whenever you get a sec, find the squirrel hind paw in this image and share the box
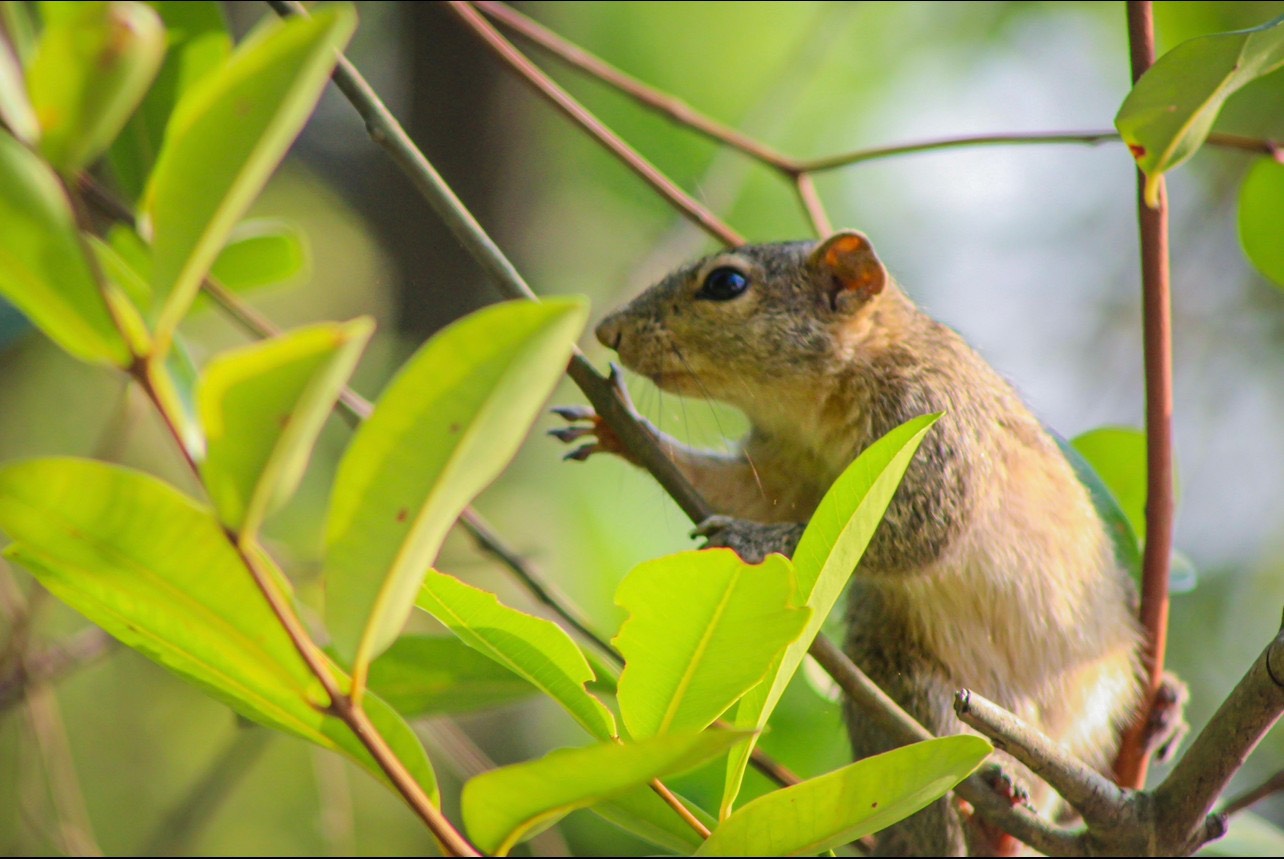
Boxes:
[692,516,804,564]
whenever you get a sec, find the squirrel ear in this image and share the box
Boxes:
[807,230,887,310]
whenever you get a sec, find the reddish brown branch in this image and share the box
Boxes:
[446,1,744,247]
[1113,0,1174,791]
[472,1,796,173]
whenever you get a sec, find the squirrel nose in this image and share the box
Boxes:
[595,315,623,351]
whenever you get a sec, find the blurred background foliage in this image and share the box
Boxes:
[1,1,1283,855]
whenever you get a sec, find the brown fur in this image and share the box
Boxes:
[593,232,1144,855]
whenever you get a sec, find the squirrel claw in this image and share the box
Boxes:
[551,405,596,422]
[562,443,601,462]
[548,425,596,444]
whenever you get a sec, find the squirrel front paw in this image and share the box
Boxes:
[549,405,638,464]
[692,516,805,564]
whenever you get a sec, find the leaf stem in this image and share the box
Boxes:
[650,777,711,839]
[1113,0,1173,792]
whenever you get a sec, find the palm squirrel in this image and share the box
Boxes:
[570,231,1145,855]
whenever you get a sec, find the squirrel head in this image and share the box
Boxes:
[596,230,904,416]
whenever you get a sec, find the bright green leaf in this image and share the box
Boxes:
[142,6,355,343]
[0,25,38,143]
[462,729,748,856]
[614,550,808,740]
[700,736,990,856]
[107,1,231,201]
[722,414,939,817]
[1116,14,1284,206]
[415,569,616,739]
[87,235,151,356]
[199,318,373,537]
[0,132,130,366]
[210,218,310,293]
[26,1,165,174]
[0,457,436,803]
[326,298,588,673]
[365,634,539,716]
[1238,158,1284,289]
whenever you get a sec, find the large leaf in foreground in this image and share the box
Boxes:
[1116,14,1284,206]
[327,298,587,675]
[0,132,130,366]
[0,457,436,803]
[721,414,940,816]
[199,318,373,537]
[463,729,747,856]
[614,550,808,740]
[142,6,355,340]
[416,569,615,738]
[700,736,990,856]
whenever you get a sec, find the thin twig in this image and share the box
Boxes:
[1113,0,1174,792]
[650,777,711,839]
[143,726,273,856]
[445,1,744,247]
[472,0,797,173]
[1221,769,1284,817]
[24,682,102,856]
[0,628,114,714]
[472,1,1282,179]
[795,173,832,238]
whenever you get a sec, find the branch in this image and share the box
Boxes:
[1149,617,1284,852]
[472,0,796,173]
[1222,769,1284,817]
[445,1,743,247]
[1114,0,1174,791]
[0,628,114,714]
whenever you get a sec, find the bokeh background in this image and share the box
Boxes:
[1,1,1282,854]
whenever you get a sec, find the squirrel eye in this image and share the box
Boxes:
[699,267,749,301]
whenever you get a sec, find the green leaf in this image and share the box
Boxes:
[0,23,38,143]
[0,457,436,803]
[591,786,713,854]
[365,634,539,716]
[462,729,748,856]
[721,413,940,817]
[614,550,808,740]
[1070,427,1149,544]
[1057,431,1142,581]
[699,736,991,856]
[107,1,231,201]
[141,6,355,343]
[209,218,310,293]
[1116,14,1284,206]
[1238,158,1284,289]
[0,132,131,366]
[326,298,588,673]
[415,569,616,739]
[26,1,166,174]
[198,318,373,537]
